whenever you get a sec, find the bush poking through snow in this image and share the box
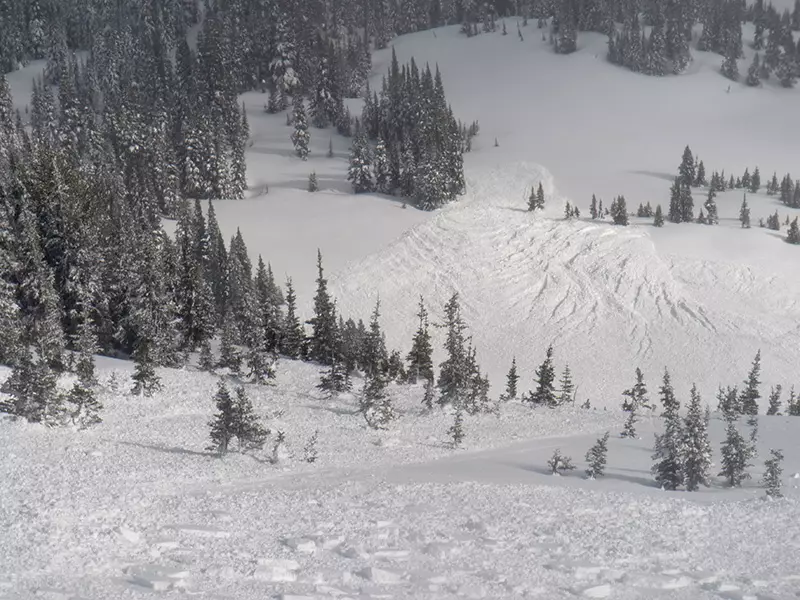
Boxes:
[304,431,319,463]
[448,408,465,448]
[762,449,784,498]
[548,449,575,475]
[585,432,610,479]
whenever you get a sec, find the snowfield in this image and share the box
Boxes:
[4,14,800,600]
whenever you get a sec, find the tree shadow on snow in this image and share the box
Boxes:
[117,440,216,458]
[300,403,361,417]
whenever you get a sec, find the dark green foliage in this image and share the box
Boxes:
[622,368,650,412]
[683,384,712,491]
[448,408,465,448]
[131,338,161,397]
[763,449,784,498]
[303,431,319,463]
[585,432,610,478]
[67,313,102,428]
[307,251,338,365]
[208,380,267,455]
[787,218,800,244]
[766,385,782,416]
[308,172,319,192]
[526,345,557,407]
[610,195,628,225]
[652,369,683,490]
[556,364,575,405]
[740,350,762,415]
[719,418,752,486]
[501,357,519,401]
[291,96,310,160]
[739,194,751,228]
[621,410,637,438]
[280,278,305,359]
[653,204,665,227]
[362,299,388,378]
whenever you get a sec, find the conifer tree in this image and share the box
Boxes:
[437,293,469,408]
[750,167,761,193]
[585,431,610,478]
[131,338,161,397]
[199,339,215,371]
[218,308,243,374]
[548,449,576,474]
[308,172,318,192]
[762,449,784,498]
[303,430,319,463]
[788,386,800,416]
[406,296,434,384]
[719,418,751,487]
[721,42,740,80]
[621,409,637,438]
[347,132,374,193]
[290,95,310,160]
[535,182,545,210]
[527,345,557,407]
[307,251,337,364]
[766,385,782,416]
[501,357,520,401]
[67,313,102,428]
[740,350,762,415]
[590,194,598,219]
[610,195,629,225]
[362,369,394,429]
[1,344,62,425]
[622,367,651,412]
[556,364,575,405]
[739,194,751,228]
[422,378,436,410]
[652,369,684,490]
[280,278,305,358]
[448,407,465,448]
[682,384,712,491]
[372,137,390,193]
[653,204,665,227]
[678,146,695,187]
[232,385,268,451]
[208,379,236,455]
[787,218,800,244]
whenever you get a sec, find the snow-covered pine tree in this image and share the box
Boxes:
[307,251,338,364]
[208,379,236,455]
[362,370,394,429]
[362,298,388,378]
[721,40,740,80]
[610,195,629,225]
[787,218,800,244]
[528,186,537,211]
[448,407,465,448]
[373,137,390,193]
[719,418,752,486]
[762,448,784,498]
[280,277,305,358]
[535,182,545,209]
[585,431,610,478]
[766,385,782,415]
[386,350,406,382]
[740,350,762,415]
[501,357,520,401]
[527,345,557,407]
[232,385,268,451]
[548,448,576,475]
[622,367,650,411]
[556,364,575,405]
[131,338,161,397]
[347,132,374,193]
[750,166,761,193]
[739,194,751,228]
[437,293,469,409]
[682,384,712,491]
[652,369,684,490]
[704,188,719,225]
[218,308,243,374]
[653,204,665,227]
[621,409,637,438]
[67,312,102,428]
[308,172,318,192]
[406,296,434,384]
[590,194,598,219]
[290,95,310,160]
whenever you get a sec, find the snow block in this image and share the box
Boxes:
[253,558,301,583]
[283,537,317,554]
[356,566,404,585]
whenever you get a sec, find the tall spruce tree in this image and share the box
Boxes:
[762,448,784,498]
[501,357,520,401]
[280,277,305,358]
[740,350,762,415]
[719,417,752,487]
[682,384,712,491]
[436,293,469,409]
[652,369,684,490]
[585,431,610,478]
[307,251,337,365]
[527,345,557,407]
[406,296,434,384]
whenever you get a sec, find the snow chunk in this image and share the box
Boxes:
[117,526,142,544]
[166,524,230,538]
[580,583,612,598]
[283,537,317,554]
[356,566,404,584]
[126,564,190,591]
[253,558,301,583]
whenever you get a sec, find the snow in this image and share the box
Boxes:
[4,15,800,600]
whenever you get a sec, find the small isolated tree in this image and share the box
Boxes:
[527,186,538,211]
[590,194,598,219]
[719,418,752,487]
[556,364,575,405]
[585,432,610,478]
[308,172,318,192]
[233,386,268,451]
[208,380,236,454]
[766,385,783,416]
[448,407,465,448]
[621,409,637,438]
[762,448,784,498]
[131,339,161,397]
[739,194,751,228]
[610,195,629,225]
[406,296,434,384]
[362,370,394,429]
[622,367,650,412]
[548,449,575,475]
[535,182,545,210]
[786,218,800,244]
[653,204,665,227]
[526,345,556,407]
[501,357,519,401]
[682,384,712,491]
[740,350,762,415]
[303,430,319,463]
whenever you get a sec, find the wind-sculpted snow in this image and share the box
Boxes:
[330,162,800,407]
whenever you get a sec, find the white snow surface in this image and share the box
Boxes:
[4,17,800,600]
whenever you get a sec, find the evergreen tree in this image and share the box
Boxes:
[131,338,161,397]
[208,379,236,455]
[437,293,470,409]
[762,449,784,498]
[218,308,243,374]
[501,357,520,401]
[652,369,683,490]
[788,386,800,416]
[308,172,318,192]
[232,385,268,451]
[740,350,762,415]
[1,344,62,425]
[622,367,651,412]
[721,41,740,80]
[678,146,695,187]
[290,95,310,160]
[535,182,545,210]
[372,137,390,193]
[704,188,719,224]
[739,194,751,228]
[694,161,707,186]
[621,409,638,438]
[682,384,712,491]
[750,166,761,193]
[280,278,305,358]
[448,407,465,448]
[786,218,800,244]
[766,385,783,416]
[362,298,388,378]
[585,431,610,478]
[556,364,575,405]
[719,418,752,486]
[67,312,102,428]
[653,204,665,227]
[528,186,538,211]
[406,296,434,384]
[362,369,394,429]
[527,345,557,407]
[347,132,374,193]
[307,251,337,364]
[610,195,629,225]
[548,448,576,474]
[590,194,598,219]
